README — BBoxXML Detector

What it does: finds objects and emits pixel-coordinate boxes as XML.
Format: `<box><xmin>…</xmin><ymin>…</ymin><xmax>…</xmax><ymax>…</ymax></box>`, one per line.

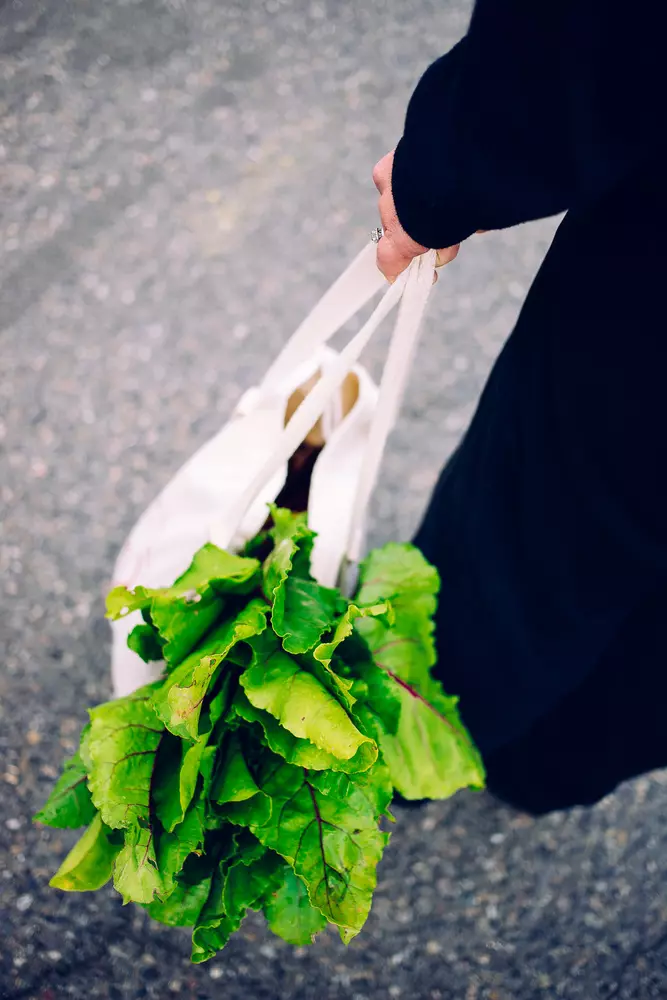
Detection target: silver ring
<box><xmin>370</xmin><ymin>226</ymin><xmax>384</xmax><ymax>244</ymax></box>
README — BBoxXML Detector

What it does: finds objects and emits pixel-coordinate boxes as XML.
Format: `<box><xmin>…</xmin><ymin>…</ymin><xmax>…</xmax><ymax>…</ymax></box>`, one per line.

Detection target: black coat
<box><xmin>392</xmin><ymin>1</ymin><xmax>667</xmax><ymax>812</ymax></box>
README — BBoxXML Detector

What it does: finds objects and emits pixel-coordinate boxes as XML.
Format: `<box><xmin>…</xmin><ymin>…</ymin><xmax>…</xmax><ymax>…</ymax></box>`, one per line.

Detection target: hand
<box><xmin>372</xmin><ymin>149</ymin><xmax>460</xmax><ymax>283</ymax></box>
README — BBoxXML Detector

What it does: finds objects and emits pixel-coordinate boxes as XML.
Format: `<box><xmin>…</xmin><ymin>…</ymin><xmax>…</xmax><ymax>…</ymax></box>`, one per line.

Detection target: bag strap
<box><xmin>261</xmin><ymin>242</ymin><xmax>386</xmax><ymax>390</ymax></box>
<box><xmin>220</xmin><ymin>262</ymin><xmax>413</xmax><ymax>544</ymax></box>
<box><xmin>345</xmin><ymin>249</ymin><xmax>436</xmax><ymax>566</ymax></box>
<box><xmin>217</xmin><ymin>247</ymin><xmax>436</xmax><ymax>560</ymax></box>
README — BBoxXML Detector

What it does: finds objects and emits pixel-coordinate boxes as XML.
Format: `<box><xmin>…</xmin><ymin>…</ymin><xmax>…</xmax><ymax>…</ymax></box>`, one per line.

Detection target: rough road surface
<box><xmin>2</xmin><ymin>2</ymin><xmax>666</xmax><ymax>998</ymax></box>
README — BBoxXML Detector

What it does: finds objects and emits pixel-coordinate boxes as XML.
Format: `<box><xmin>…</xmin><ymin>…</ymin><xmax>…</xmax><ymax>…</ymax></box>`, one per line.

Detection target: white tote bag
<box><xmin>111</xmin><ymin>244</ymin><xmax>436</xmax><ymax>697</ymax></box>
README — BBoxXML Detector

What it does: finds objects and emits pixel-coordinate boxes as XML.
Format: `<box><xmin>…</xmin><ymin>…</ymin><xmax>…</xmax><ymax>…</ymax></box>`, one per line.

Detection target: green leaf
<box><xmin>211</xmin><ymin>732</ymin><xmax>261</xmax><ymax>804</ymax></box>
<box><xmin>222</xmin><ymin>838</ymin><xmax>282</xmax><ymax>925</ymax></box>
<box><xmin>34</xmin><ymin>750</ymin><xmax>95</xmax><ymax>829</ymax></box>
<box><xmin>179</xmin><ymin>680</ymin><xmax>230</xmax><ymax>814</ymax></box>
<box><xmin>190</xmin><ymin>866</ymin><xmax>237</xmax><ymax>963</ymax></box>
<box><xmin>50</xmin><ymin>814</ymin><xmax>121</xmax><ymax>892</ymax></box>
<box><xmin>263</xmin><ymin>868</ymin><xmax>327</xmax><ymax>946</ymax></box>
<box><xmin>113</xmin><ymin>823</ymin><xmax>168</xmax><ymax>905</ymax></box>
<box><xmin>107</xmin><ymin>544</ymin><xmax>261</xmax><ymax>667</ymax></box>
<box><xmin>350</xmin><ymin>658</ymin><xmax>402</xmax><ymax>738</ymax></box>
<box><xmin>127</xmin><ymin>624</ymin><xmax>164</xmax><ymax>663</ymax></box>
<box><xmin>152</xmin><ymin>732</ymin><xmax>186</xmax><ymax>833</ymax></box>
<box><xmin>243</xmin><ymin>753</ymin><xmax>390</xmax><ymax>940</ymax></box>
<box><xmin>264</xmin><ymin>507</ymin><xmax>341</xmax><ymax>654</ymax></box>
<box><xmin>309</xmin><ymin>602</ymin><xmax>389</xmax><ymax>709</ymax></box>
<box><xmin>154</xmin><ymin>601</ymin><xmax>268</xmax><ymax>741</ymax></box>
<box><xmin>191</xmin><ymin>833</ymin><xmax>282</xmax><ymax>963</ymax></box>
<box><xmin>170</xmin><ymin>827</ymin><xmax>238</xmax><ymax>940</ymax></box>
<box><xmin>155</xmin><ymin>796</ymin><xmax>206</xmax><ymax>887</ymax></box>
<box><xmin>229</xmin><ymin>690</ymin><xmax>350</xmax><ymax>771</ymax></box>
<box><xmin>152</xmin><ymin>679</ymin><xmax>229</xmax><ymax>834</ymax></box>
<box><xmin>355</xmin><ymin>542</ymin><xmax>484</xmax><ymax>799</ymax></box>
<box><xmin>146</xmin><ymin>871</ymin><xmax>213</xmax><ymax>927</ymax></box>
<box><xmin>355</xmin><ymin>543</ymin><xmax>439</xmax><ymax>682</ymax></box>
<box><xmin>86</xmin><ymin>686</ymin><xmax>164</xmax><ymax>829</ymax></box>
<box><xmin>240</xmin><ymin>634</ymin><xmax>377</xmax><ymax>770</ymax></box>
<box><xmin>79</xmin><ymin>722</ymin><xmax>93</xmax><ymax>772</ymax></box>
<box><xmin>356</xmin><ymin>542</ymin><xmax>440</xmax><ymax>619</ymax></box>
<box><xmin>372</xmin><ymin>671</ymin><xmax>486</xmax><ymax>800</ymax></box>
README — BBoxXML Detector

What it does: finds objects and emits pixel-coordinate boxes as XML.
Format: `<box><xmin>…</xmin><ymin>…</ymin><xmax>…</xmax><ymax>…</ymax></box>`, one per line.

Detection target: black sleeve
<box><xmin>391</xmin><ymin>0</ymin><xmax>664</xmax><ymax>249</ymax></box>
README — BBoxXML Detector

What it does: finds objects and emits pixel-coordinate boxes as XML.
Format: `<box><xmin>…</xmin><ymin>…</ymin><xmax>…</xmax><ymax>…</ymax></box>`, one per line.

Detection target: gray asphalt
<box><xmin>2</xmin><ymin>2</ymin><xmax>667</xmax><ymax>999</ymax></box>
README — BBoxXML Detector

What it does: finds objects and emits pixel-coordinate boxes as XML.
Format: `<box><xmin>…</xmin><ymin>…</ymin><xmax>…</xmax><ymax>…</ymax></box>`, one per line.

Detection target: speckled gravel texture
<box><xmin>2</xmin><ymin>2</ymin><xmax>667</xmax><ymax>999</ymax></box>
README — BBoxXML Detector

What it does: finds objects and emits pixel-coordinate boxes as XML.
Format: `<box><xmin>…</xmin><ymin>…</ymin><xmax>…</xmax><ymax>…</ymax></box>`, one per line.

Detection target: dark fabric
<box><xmin>399</xmin><ymin>1</ymin><xmax>667</xmax><ymax>809</ymax></box>
<box><xmin>392</xmin><ymin>1</ymin><xmax>666</xmax><ymax>250</ymax></box>
<box><xmin>483</xmin><ymin>583</ymin><xmax>667</xmax><ymax>814</ymax></box>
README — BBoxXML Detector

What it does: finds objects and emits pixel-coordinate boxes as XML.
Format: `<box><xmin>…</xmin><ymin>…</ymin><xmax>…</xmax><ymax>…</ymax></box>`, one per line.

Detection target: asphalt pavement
<box><xmin>2</xmin><ymin>2</ymin><xmax>667</xmax><ymax>998</ymax></box>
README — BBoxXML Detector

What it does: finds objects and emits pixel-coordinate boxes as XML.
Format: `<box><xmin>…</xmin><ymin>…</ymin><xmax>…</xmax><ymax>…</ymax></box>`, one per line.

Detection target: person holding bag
<box><xmin>373</xmin><ymin>0</ymin><xmax>667</xmax><ymax>814</ymax></box>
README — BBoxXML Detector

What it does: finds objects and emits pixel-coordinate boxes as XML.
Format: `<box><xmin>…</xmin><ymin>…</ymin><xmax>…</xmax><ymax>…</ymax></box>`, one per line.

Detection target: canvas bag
<box><xmin>111</xmin><ymin>244</ymin><xmax>437</xmax><ymax>697</ymax></box>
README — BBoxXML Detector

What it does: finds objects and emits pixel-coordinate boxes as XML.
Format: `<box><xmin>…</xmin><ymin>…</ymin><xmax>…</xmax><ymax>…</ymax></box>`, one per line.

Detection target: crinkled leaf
<box><xmin>155</xmin><ymin>796</ymin><xmax>206</xmax><ymax>888</ymax></box>
<box><xmin>127</xmin><ymin>624</ymin><xmax>164</xmax><ymax>664</ymax></box>
<box><xmin>107</xmin><ymin>545</ymin><xmax>261</xmax><ymax>666</ymax></box>
<box><xmin>191</xmin><ymin>832</ymin><xmax>282</xmax><ymax>963</ymax></box>
<box><xmin>190</xmin><ymin>866</ymin><xmax>238</xmax><ymax>963</ymax></box>
<box><xmin>50</xmin><ymin>814</ymin><xmax>121</xmax><ymax>892</ymax></box>
<box><xmin>214</xmin><ymin>789</ymin><xmax>272</xmax><ymax>830</ymax></box>
<box><xmin>309</xmin><ymin>603</ymin><xmax>388</xmax><ymax>709</ymax></box>
<box><xmin>240</xmin><ymin>634</ymin><xmax>376</xmax><ymax>769</ymax></box>
<box><xmin>146</xmin><ymin>871</ymin><xmax>212</xmax><ymax>927</ymax></box>
<box><xmin>314</xmin><ymin>603</ymin><xmax>389</xmax><ymax>671</ymax></box>
<box><xmin>223</xmin><ymin>838</ymin><xmax>283</xmax><ymax>924</ymax></box>
<box><xmin>264</xmin><ymin>507</ymin><xmax>341</xmax><ymax>654</ymax></box>
<box><xmin>34</xmin><ymin>749</ymin><xmax>95</xmax><ymax>829</ymax></box>
<box><xmin>113</xmin><ymin>823</ymin><xmax>168</xmax><ymax>905</ymax></box>
<box><xmin>87</xmin><ymin>685</ymin><xmax>164</xmax><ymax>829</ymax></box>
<box><xmin>263</xmin><ymin>867</ymin><xmax>327</xmax><ymax>946</ymax></box>
<box><xmin>154</xmin><ymin>601</ymin><xmax>267</xmax><ymax>741</ymax></box>
<box><xmin>240</xmin><ymin>753</ymin><xmax>390</xmax><ymax>939</ymax></box>
<box><xmin>229</xmin><ymin>690</ymin><xmax>355</xmax><ymax>771</ymax></box>
<box><xmin>172</xmin><ymin>828</ymin><xmax>236</xmax><ymax>940</ymax></box>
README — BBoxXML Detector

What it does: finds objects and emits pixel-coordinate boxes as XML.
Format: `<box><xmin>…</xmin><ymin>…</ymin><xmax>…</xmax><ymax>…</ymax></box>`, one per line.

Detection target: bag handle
<box><xmin>344</xmin><ymin>249</ymin><xmax>436</xmax><ymax>566</ymax></box>
<box><xmin>261</xmin><ymin>242</ymin><xmax>386</xmax><ymax>390</ymax></box>
<box><xmin>218</xmin><ymin>262</ymin><xmax>413</xmax><ymax>547</ymax></box>
<box><xmin>219</xmin><ymin>248</ymin><xmax>436</xmax><ymax>558</ymax></box>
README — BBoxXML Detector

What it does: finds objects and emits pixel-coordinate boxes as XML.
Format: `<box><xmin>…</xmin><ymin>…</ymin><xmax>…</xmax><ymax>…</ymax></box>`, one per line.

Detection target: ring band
<box><xmin>370</xmin><ymin>226</ymin><xmax>384</xmax><ymax>244</ymax></box>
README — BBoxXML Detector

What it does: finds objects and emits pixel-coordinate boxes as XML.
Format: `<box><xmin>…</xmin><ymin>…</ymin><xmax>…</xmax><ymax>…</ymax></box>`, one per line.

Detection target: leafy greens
<box><xmin>36</xmin><ymin>509</ymin><xmax>484</xmax><ymax>960</ymax></box>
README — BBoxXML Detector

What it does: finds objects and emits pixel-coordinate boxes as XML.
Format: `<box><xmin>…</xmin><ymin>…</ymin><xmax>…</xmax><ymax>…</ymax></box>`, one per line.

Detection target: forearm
<box><xmin>392</xmin><ymin>0</ymin><xmax>662</xmax><ymax>249</ymax></box>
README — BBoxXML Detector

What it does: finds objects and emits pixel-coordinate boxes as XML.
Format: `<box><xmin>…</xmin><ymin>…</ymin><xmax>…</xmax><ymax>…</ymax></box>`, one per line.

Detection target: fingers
<box><xmin>378</xmin><ymin>237</ymin><xmax>457</xmax><ymax>283</ymax></box>
<box><xmin>435</xmin><ymin>245</ymin><xmax>460</xmax><ymax>267</ymax></box>
<box><xmin>372</xmin><ymin>150</ymin><xmax>394</xmax><ymax>194</ymax></box>
<box><xmin>372</xmin><ymin>148</ymin><xmax>460</xmax><ymax>283</ymax></box>
<box><xmin>375</xmin><ymin>186</ymin><xmax>424</xmax><ymax>282</ymax></box>
<box><xmin>376</xmin><ymin>235</ymin><xmax>416</xmax><ymax>283</ymax></box>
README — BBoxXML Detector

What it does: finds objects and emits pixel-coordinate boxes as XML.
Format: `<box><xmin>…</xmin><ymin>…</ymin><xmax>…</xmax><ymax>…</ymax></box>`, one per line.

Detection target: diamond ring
<box><xmin>370</xmin><ymin>226</ymin><xmax>384</xmax><ymax>244</ymax></box>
